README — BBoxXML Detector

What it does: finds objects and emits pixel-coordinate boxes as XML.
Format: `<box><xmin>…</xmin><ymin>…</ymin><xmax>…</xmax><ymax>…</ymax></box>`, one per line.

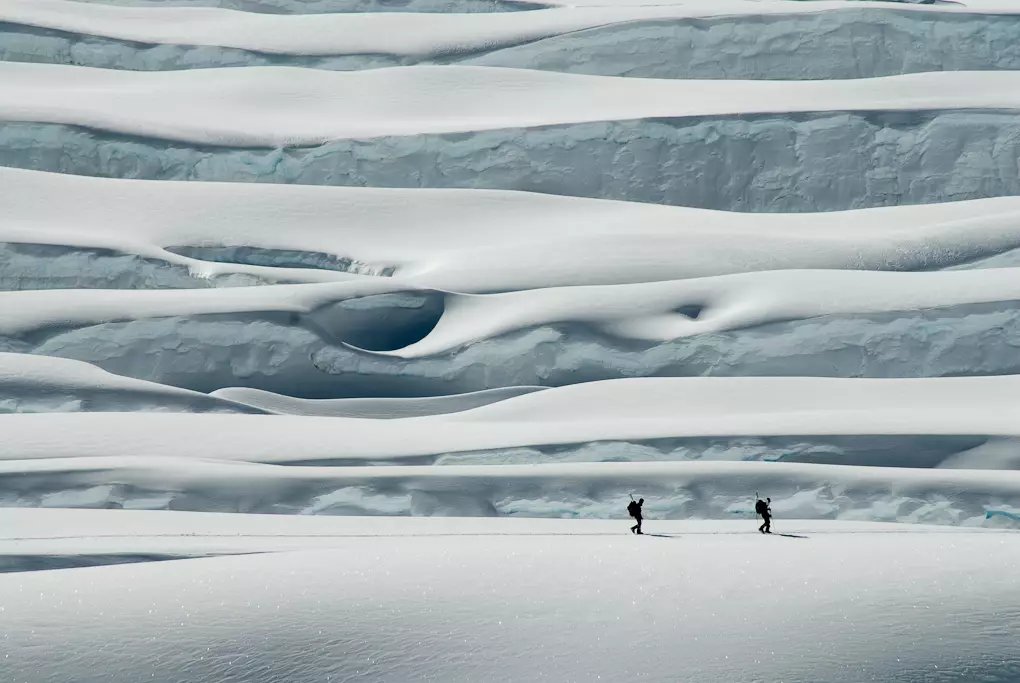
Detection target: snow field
<box><xmin>1</xmin><ymin>513</ymin><xmax>1019</xmax><ymax>683</ymax></box>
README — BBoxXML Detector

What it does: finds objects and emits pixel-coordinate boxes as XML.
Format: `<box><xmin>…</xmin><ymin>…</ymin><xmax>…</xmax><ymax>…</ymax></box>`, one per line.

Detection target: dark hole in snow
<box><xmin>303</xmin><ymin>291</ymin><xmax>446</xmax><ymax>352</ymax></box>
<box><xmin>675</xmin><ymin>304</ymin><xmax>704</xmax><ymax>320</ymax></box>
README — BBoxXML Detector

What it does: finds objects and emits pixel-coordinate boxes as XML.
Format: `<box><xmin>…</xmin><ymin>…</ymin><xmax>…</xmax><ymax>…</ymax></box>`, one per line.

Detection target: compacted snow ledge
<box><xmin>1</xmin><ymin>515</ymin><xmax>1018</xmax><ymax>683</ymax></box>
<box><xmin>4</xmin><ymin>64</ymin><xmax>1020</xmax><ymax>145</ymax></box>
<box><xmin>5</xmin><ymin>0</ymin><xmax>1020</xmax><ymax>78</ymax></box>
<box><xmin>8</xmin><ymin>168</ymin><xmax>1020</xmax><ymax>292</ymax></box>
<box><xmin>3</xmin><ymin>458</ymin><xmax>1020</xmax><ymax>523</ymax></box>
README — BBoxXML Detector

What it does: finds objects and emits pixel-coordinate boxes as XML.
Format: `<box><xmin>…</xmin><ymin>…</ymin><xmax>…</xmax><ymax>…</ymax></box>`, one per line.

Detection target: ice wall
<box><xmin>69</xmin><ymin>0</ymin><xmax>542</xmax><ymax>14</ymax></box>
<box><xmin>3</xmin><ymin>111</ymin><xmax>1019</xmax><ymax>212</ymax></box>
<box><xmin>2</xmin><ymin>302</ymin><xmax>1016</xmax><ymax>398</ymax></box>
<box><xmin>4</xmin><ymin>10</ymin><xmax>1019</xmax><ymax>79</ymax></box>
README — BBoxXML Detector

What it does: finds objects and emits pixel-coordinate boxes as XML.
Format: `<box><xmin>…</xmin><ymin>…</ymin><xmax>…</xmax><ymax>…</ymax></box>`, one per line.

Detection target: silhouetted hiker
<box><xmin>628</xmin><ymin>497</ymin><xmax>644</xmax><ymax>535</ymax></box>
<box><xmin>756</xmin><ymin>497</ymin><xmax>772</xmax><ymax>534</ymax></box>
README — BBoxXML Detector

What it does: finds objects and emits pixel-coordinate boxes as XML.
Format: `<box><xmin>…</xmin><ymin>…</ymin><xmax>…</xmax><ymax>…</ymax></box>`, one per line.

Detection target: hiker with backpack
<box><xmin>627</xmin><ymin>497</ymin><xmax>644</xmax><ymax>535</ymax></box>
<box><xmin>756</xmin><ymin>497</ymin><xmax>772</xmax><ymax>534</ymax></box>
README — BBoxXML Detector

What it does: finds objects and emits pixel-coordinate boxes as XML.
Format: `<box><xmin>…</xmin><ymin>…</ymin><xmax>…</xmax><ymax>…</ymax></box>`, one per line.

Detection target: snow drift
<box><xmin>5</xmin><ymin>268</ymin><xmax>1020</xmax><ymax>395</ymax></box>
<box><xmin>4</xmin><ymin>63</ymin><xmax>1020</xmax><ymax>145</ymax></box>
<box><xmin>2</xmin><ymin>376</ymin><xmax>1020</xmax><ymax>466</ymax></box>
<box><xmin>7</xmin><ymin>168</ymin><xmax>1020</xmax><ymax>293</ymax></box>
<box><xmin>0</xmin><ymin>352</ymin><xmax>256</xmax><ymax>413</ymax></box>
<box><xmin>4</xmin><ymin>516</ymin><xmax>1019</xmax><ymax>683</ymax></box>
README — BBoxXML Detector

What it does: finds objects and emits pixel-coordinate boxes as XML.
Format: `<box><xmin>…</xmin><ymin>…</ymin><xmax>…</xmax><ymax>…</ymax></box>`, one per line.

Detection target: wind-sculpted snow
<box><xmin>3</xmin><ymin>456</ymin><xmax>1020</xmax><ymax>523</ymax></box>
<box><xmin>7</xmin><ymin>299</ymin><xmax>1018</xmax><ymax>396</ymax></box>
<box><xmin>5</xmin><ymin>6</ymin><xmax>1020</xmax><ymax>79</ymax></box>
<box><xmin>5</xmin><ymin>270</ymin><xmax>1020</xmax><ymax>395</ymax></box>
<box><xmin>8</xmin><ymin>169</ymin><xmax>1020</xmax><ymax>292</ymax></box>
<box><xmin>2</xmin><ymin>377</ymin><xmax>1020</xmax><ymax>467</ymax></box>
<box><xmin>77</xmin><ymin>0</ymin><xmax>543</xmax><ymax>13</ymax></box>
<box><xmin>211</xmin><ymin>386</ymin><xmax>546</xmax><ymax>417</ymax></box>
<box><xmin>5</xmin><ymin>64</ymin><xmax>1020</xmax><ymax>145</ymax></box>
<box><xmin>7</xmin><ymin>110</ymin><xmax>1020</xmax><ymax>212</ymax></box>
<box><xmin>0</xmin><ymin>353</ymin><xmax>257</xmax><ymax>413</ymax></box>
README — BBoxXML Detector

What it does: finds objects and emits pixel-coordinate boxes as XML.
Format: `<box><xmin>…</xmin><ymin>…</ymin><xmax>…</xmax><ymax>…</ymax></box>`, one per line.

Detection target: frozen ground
<box><xmin>1</xmin><ymin>512</ymin><xmax>1019</xmax><ymax>683</ymax></box>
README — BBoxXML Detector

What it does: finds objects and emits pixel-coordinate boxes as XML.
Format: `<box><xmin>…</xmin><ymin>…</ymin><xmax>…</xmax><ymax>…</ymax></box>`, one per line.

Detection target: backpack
<box><xmin>627</xmin><ymin>500</ymin><xmax>639</xmax><ymax>517</ymax></box>
<box><xmin>755</xmin><ymin>499</ymin><xmax>768</xmax><ymax>515</ymax></box>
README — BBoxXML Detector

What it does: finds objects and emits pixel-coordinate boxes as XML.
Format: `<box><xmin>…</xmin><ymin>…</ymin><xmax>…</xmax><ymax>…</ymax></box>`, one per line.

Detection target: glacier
<box><xmin>4</xmin><ymin>1</ymin><xmax>1020</xmax><ymax>680</ymax></box>
<box><xmin>2</xmin><ymin>7</ymin><xmax>1020</xmax><ymax>78</ymax></box>
<box><xmin>5</xmin><ymin>110</ymin><xmax>1020</xmax><ymax>211</ymax></box>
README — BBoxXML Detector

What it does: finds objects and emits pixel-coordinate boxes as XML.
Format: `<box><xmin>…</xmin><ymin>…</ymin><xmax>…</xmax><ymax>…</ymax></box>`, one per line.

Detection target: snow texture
<box><xmin>7</xmin><ymin>110</ymin><xmax>1020</xmax><ymax>211</ymax></box>
<box><xmin>7</xmin><ymin>168</ymin><xmax>1020</xmax><ymax>292</ymax></box>
<box><xmin>5</xmin><ymin>2</ymin><xmax>1020</xmax><ymax>680</ymax></box>
<box><xmin>4</xmin><ymin>3</ymin><xmax>1020</xmax><ymax>79</ymax></box>
<box><xmin>5</xmin><ymin>63</ymin><xmax>1020</xmax><ymax>145</ymax></box>
<box><xmin>3</xmin><ymin>514</ymin><xmax>1019</xmax><ymax>683</ymax></box>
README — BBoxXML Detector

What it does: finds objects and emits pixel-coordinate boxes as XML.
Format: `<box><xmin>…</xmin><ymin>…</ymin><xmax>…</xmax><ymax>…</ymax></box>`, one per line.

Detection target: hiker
<box><xmin>756</xmin><ymin>497</ymin><xmax>772</xmax><ymax>534</ymax></box>
<box><xmin>628</xmin><ymin>497</ymin><xmax>644</xmax><ymax>535</ymax></box>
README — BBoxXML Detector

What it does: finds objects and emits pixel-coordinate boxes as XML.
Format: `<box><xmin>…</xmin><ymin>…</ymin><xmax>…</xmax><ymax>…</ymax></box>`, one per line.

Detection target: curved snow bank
<box><xmin>4</xmin><ymin>64</ymin><xmax>1020</xmax><ymax>145</ymax></box>
<box><xmin>77</xmin><ymin>0</ymin><xmax>545</xmax><ymax>12</ymax></box>
<box><xmin>3</xmin><ymin>524</ymin><xmax>1020</xmax><ymax>683</ymax></box>
<box><xmin>73</xmin><ymin>0</ymin><xmax>543</xmax><ymax>11</ymax></box>
<box><xmin>371</xmin><ymin>268</ymin><xmax>1020</xmax><ymax>357</ymax></box>
<box><xmin>0</xmin><ymin>353</ymin><xmax>256</xmax><ymax>413</ymax></box>
<box><xmin>7</xmin><ymin>110</ymin><xmax>1020</xmax><ymax>211</ymax></box>
<box><xmin>0</xmin><ymin>241</ymin><xmax>324</xmax><ymax>290</ymax></box>
<box><xmin>2</xmin><ymin>376</ymin><xmax>1020</xmax><ymax>465</ymax></box>
<box><xmin>0</xmin><ymin>280</ymin><xmax>422</xmax><ymax>337</ymax></box>
<box><xmin>7</xmin><ymin>271</ymin><xmax>1020</xmax><ymax>395</ymax></box>
<box><xmin>9</xmin><ymin>169</ymin><xmax>1020</xmax><ymax>292</ymax></box>
<box><xmin>309</xmin><ymin>302</ymin><xmax>1020</xmax><ymax>393</ymax></box>
<box><xmin>3</xmin><ymin>457</ymin><xmax>1020</xmax><ymax>523</ymax></box>
<box><xmin>6</xmin><ymin>6</ymin><xmax>1020</xmax><ymax>79</ymax></box>
<box><xmin>211</xmin><ymin>386</ymin><xmax>545</xmax><ymax>417</ymax></box>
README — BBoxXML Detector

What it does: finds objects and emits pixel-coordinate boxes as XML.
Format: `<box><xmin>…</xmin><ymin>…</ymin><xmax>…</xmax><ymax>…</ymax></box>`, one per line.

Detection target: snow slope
<box><xmin>7</xmin><ymin>169</ymin><xmax>1020</xmax><ymax>292</ymax></box>
<box><xmin>0</xmin><ymin>352</ymin><xmax>257</xmax><ymax>413</ymax></box>
<box><xmin>1</xmin><ymin>376</ymin><xmax>1019</xmax><ymax>466</ymax></box>
<box><xmin>5</xmin><ymin>63</ymin><xmax>1020</xmax><ymax>145</ymax></box>
<box><xmin>2</xmin><ymin>515</ymin><xmax>1019</xmax><ymax>683</ymax></box>
<box><xmin>210</xmin><ymin>385</ymin><xmax>545</xmax><ymax>417</ymax></box>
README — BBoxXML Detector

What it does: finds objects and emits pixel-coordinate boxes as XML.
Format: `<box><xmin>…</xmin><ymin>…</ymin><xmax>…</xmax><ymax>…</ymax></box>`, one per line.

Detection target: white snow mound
<box><xmin>5</xmin><ymin>64</ymin><xmax>1020</xmax><ymax>145</ymax></box>
<box><xmin>6</xmin><ymin>169</ymin><xmax>1020</xmax><ymax>292</ymax></box>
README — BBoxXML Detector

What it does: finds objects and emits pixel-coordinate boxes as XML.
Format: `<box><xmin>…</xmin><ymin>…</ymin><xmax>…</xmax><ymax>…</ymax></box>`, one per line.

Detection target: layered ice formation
<box><xmin>6</xmin><ymin>1</ymin><xmax>1020</xmax><ymax>679</ymax></box>
<box><xmin>2</xmin><ymin>0</ymin><xmax>1020</xmax><ymax>529</ymax></box>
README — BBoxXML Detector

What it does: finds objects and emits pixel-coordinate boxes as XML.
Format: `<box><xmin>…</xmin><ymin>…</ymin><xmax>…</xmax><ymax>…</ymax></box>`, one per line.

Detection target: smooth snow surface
<box><xmin>8</xmin><ymin>168</ymin><xmax>1020</xmax><ymax>292</ymax></box>
<box><xmin>6</xmin><ymin>64</ymin><xmax>1020</xmax><ymax>145</ymax></box>
<box><xmin>210</xmin><ymin>385</ymin><xmax>546</xmax><ymax>417</ymax></box>
<box><xmin>1</xmin><ymin>513</ymin><xmax>1019</xmax><ymax>683</ymax></box>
